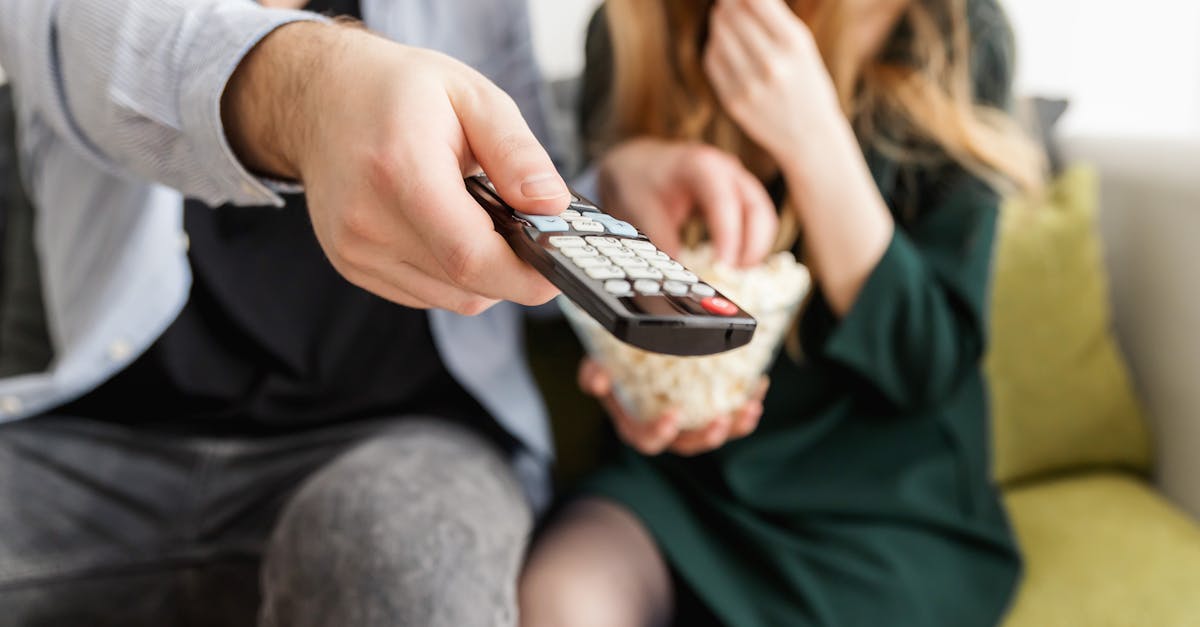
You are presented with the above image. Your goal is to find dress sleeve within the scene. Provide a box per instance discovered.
[818,179,999,410]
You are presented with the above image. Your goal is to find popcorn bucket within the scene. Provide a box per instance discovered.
[561,247,811,430]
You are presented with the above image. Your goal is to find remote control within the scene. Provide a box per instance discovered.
[466,173,756,356]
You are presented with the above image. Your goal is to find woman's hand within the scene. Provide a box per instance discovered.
[703,0,844,164]
[704,0,895,315]
[598,138,778,268]
[578,359,768,457]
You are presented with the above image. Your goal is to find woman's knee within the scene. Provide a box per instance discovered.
[520,499,672,627]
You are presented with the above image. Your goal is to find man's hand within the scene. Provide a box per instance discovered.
[597,138,778,268]
[223,22,567,314]
[579,359,767,457]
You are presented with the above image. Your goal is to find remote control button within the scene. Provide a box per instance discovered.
[548,236,585,248]
[573,256,611,269]
[664,270,699,283]
[604,222,643,236]
[604,279,632,295]
[636,249,671,261]
[559,245,598,258]
[701,296,738,317]
[626,268,664,281]
[622,240,657,252]
[585,236,621,247]
[560,209,582,219]
[587,266,626,280]
[612,257,649,269]
[691,283,716,298]
[662,280,690,297]
[570,220,605,233]
[633,279,661,294]
[649,259,684,272]
[600,246,636,259]
[515,212,569,233]
[595,215,638,238]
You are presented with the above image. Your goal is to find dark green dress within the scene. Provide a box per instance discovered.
[577,4,1022,626]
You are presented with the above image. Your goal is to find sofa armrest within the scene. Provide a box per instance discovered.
[1068,135,1200,521]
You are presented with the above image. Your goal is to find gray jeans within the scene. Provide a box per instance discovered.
[0,415,532,627]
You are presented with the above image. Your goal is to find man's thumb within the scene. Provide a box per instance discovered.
[453,80,569,215]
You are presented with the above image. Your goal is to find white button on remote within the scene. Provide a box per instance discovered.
[662,280,690,297]
[572,220,605,233]
[633,280,661,294]
[604,279,632,295]
[612,257,649,269]
[549,236,585,248]
[626,268,664,280]
[574,256,611,269]
[601,247,636,259]
[636,249,671,261]
[622,240,657,252]
[650,259,684,272]
[587,266,626,280]
[560,245,598,258]
[585,236,621,247]
[691,283,716,297]
[664,270,699,283]
[560,209,582,219]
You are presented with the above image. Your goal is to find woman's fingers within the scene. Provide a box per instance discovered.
[670,417,733,456]
[736,171,780,267]
[577,358,612,397]
[707,4,758,84]
[581,361,770,456]
[681,152,745,266]
[616,409,681,456]
[723,0,803,45]
[713,0,781,77]
[729,400,764,439]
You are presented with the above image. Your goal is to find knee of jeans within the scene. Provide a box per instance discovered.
[262,422,532,598]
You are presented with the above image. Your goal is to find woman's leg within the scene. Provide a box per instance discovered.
[520,498,674,627]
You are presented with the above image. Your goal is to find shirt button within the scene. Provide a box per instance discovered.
[179,232,190,253]
[0,396,23,416]
[107,339,133,362]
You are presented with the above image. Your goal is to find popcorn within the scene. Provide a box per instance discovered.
[561,245,811,430]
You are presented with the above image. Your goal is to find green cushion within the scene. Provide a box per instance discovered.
[985,166,1150,485]
[1002,473,1200,627]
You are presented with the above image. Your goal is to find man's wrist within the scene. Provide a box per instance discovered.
[222,20,340,181]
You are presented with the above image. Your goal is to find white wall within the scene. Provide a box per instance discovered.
[527,0,1200,138]
[1006,0,1200,139]
[528,0,602,81]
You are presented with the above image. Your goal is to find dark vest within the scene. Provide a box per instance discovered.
[64,0,497,438]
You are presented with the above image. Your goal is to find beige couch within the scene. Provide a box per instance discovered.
[1077,135,1200,520]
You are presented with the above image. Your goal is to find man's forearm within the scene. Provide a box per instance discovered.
[222,20,343,181]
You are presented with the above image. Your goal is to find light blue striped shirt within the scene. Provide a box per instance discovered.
[0,0,563,507]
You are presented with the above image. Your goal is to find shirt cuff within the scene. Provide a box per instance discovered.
[179,7,330,208]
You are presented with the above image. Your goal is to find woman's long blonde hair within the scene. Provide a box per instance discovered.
[602,0,1044,238]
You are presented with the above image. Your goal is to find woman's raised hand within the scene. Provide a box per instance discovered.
[597,138,778,268]
[703,0,844,164]
[578,358,769,457]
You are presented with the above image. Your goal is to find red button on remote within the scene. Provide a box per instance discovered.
[700,296,738,317]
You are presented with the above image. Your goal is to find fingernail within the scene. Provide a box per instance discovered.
[521,173,568,200]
